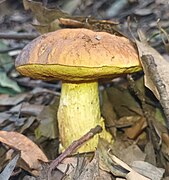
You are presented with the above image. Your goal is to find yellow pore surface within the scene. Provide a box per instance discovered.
[17,64,141,81]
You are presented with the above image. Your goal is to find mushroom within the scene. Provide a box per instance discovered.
[15,28,141,153]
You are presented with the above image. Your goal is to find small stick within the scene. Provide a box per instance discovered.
[48,125,102,179]
[0,33,39,40]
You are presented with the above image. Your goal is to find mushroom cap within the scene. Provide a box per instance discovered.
[15,28,141,81]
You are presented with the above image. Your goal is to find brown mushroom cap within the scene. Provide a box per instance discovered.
[15,28,141,81]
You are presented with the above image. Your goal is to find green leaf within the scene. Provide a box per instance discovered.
[0,86,18,95]
[0,72,21,93]
[0,40,13,72]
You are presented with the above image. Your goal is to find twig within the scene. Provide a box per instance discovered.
[0,33,39,40]
[48,125,102,179]
[141,55,169,131]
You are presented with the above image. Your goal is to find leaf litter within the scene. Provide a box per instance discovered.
[0,0,169,179]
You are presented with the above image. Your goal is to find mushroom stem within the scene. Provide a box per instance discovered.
[58,81,112,153]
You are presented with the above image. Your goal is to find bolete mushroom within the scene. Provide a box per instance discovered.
[15,28,141,153]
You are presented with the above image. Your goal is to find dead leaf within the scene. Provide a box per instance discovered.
[116,144,146,166]
[106,86,140,118]
[0,94,27,106]
[110,156,150,180]
[101,89,117,137]
[0,154,20,180]
[57,156,89,176]
[35,97,59,139]
[0,131,48,176]
[23,0,68,24]
[74,151,100,180]
[56,153,112,180]
[144,142,156,166]
[125,117,147,139]
[23,0,121,35]
[131,161,165,180]
[0,112,11,124]
[135,30,169,100]
[134,8,153,16]
[162,133,169,148]
[10,102,44,116]
[76,151,112,180]
[33,19,61,34]
[19,116,36,133]
[116,115,141,129]
[98,138,149,179]
[157,20,169,53]
[161,133,169,164]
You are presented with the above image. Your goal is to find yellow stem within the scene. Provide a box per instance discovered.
[57,81,112,153]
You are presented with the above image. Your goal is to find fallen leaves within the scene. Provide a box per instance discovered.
[40,137,165,180]
[10,102,44,116]
[23,0,121,35]
[0,86,60,177]
[0,154,20,180]
[0,94,27,106]
[35,97,59,139]
[1,0,169,179]
[0,131,48,176]
[23,0,68,24]
[124,117,147,139]
[98,138,164,180]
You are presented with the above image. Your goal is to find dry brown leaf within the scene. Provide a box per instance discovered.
[116,115,141,129]
[125,117,147,139]
[98,138,149,179]
[23,0,68,24]
[116,144,146,166]
[0,131,48,176]
[161,133,169,164]
[23,0,121,35]
[23,0,68,33]
[162,132,169,148]
[135,31,169,100]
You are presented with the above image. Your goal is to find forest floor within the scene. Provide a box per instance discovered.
[0,0,169,180]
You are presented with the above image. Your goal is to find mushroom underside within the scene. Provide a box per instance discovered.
[16,64,141,81]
